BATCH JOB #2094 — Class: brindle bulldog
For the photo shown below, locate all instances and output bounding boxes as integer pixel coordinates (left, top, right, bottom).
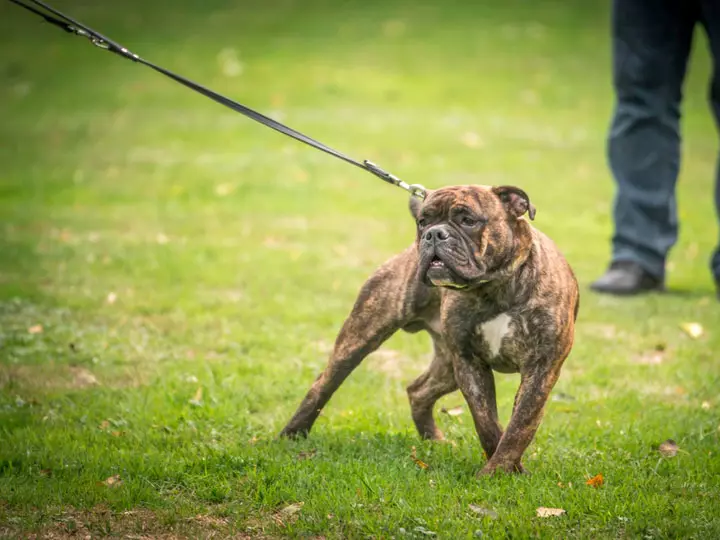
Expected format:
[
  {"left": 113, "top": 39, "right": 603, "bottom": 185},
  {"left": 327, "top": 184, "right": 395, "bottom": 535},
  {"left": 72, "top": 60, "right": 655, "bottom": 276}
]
[{"left": 280, "top": 185, "right": 579, "bottom": 475}]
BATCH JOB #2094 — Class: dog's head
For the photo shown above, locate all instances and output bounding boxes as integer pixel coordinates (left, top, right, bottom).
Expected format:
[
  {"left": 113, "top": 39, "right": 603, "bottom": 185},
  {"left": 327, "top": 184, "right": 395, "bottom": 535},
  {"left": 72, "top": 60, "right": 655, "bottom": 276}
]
[{"left": 410, "top": 185, "right": 535, "bottom": 289}]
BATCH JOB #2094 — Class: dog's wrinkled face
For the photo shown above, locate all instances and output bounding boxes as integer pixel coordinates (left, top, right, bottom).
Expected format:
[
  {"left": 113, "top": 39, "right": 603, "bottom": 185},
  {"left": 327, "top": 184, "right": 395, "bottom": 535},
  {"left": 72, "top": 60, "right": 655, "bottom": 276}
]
[{"left": 411, "top": 185, "right": 535, "bottom": 289}]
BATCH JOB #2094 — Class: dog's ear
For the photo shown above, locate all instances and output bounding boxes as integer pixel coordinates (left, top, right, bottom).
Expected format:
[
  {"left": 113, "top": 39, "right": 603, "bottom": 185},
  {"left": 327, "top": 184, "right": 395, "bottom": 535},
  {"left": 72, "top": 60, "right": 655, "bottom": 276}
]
[
  {"left": 409, "top": 195, "right": 423, "bottom": 220},
  {"left": 492, "top": 185, "right": 536, "bottom": 221}
]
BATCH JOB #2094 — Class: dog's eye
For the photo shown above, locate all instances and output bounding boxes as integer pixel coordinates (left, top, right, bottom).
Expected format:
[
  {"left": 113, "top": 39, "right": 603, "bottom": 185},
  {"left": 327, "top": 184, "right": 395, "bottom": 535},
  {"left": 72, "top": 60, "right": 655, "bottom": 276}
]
[
  {"left": 417, "top": 218, "right": 427, "bottom": 228},
  {"left": 461, "top": 216, "right": 478, "bottom": 227}
]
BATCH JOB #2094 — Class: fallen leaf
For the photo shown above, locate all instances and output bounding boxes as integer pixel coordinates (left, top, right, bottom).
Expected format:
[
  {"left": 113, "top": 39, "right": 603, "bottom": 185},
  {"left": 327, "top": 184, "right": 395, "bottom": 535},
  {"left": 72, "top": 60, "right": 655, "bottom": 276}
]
[
  {"left": 468, "top": 504, "right": 498, "bottom": 519},
  {"left": 111, "top": 430, "right": 124, "bottom": 437},
  {"left": 106, "top": 292, "right": 117, "bottom": 304},
  {"left": 440, "top": 406, "right": 464, "bottom": 416},
  {"left": 658, "top": 439, "right": 679, "bottom": 457},
  {"left": 189, "top": 387, "right": 203, "bottom": 407},
  {"left": 99, "top": 420, "right": 110, "bottom": 430},
  {"left": 28, "top": 324, "right": 43, "bottom": 334},
  {"left": 297, "top": 449, "right": 317, "bottom": 460},
  {"left": 39, "top": 469, "right": 52, "bottom": 477},
  {"left": 279, "top": 502, "right": 304, "bottom": 517},
  {"left": 101, "top": 474, "right": 123, "bottom": 487},
  {"left": 410, "top": 446, "right": 429, "bottom": 470},
  {"left": 536, "top": 507, "right": 565, "bottom": 517},
  {"left": 586, "top": 473, "right": 604, "bottom": 488},
  {"left": 680, "top": 322, "right": 703, "bottom": 339}
]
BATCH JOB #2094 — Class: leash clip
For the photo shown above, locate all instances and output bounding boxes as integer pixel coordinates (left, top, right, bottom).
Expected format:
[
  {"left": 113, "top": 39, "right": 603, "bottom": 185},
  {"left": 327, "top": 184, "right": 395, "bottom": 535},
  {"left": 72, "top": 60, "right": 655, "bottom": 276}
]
[
  {"left": 69, "top": 25, "right": 139, "bottom": 59},
  {"left": 363, "top": 160, "right": 427, "bottom": 200},
  {"left": 70, "top": 26, "right": 108, "bottom": 49}
]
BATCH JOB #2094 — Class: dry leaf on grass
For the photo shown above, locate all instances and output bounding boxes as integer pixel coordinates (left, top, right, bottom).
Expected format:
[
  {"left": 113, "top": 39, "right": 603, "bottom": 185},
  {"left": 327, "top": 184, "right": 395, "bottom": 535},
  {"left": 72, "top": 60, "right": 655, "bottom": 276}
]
[
  {"left": 658, "top": 439, "right": 679, "bottom": 457},
  {"left": 410, "top": 446, "right": 429, "bottom": 470},
  {"left": 39, "top": 468, "right": 52, "bottom": 477},
  {"left": 279, "top": 502, "right": 304, "bottom": 517},
  {"left": 28, "top": 324, "right": 43, "bottom": 334},
  {"left": 99, "top": 420, "right": 110, "bottom": 430},
  {"left": 586, "top": 473, "right": 604, "bottom": 488},
  {"left": 536, "top": 507, "right": 565, "bottom": 517},
  {"left": 680, "top": 322, "right": 703, "bottom": 339},
  {"left": 440, "top": 406, "right": 464, "bottom": 416},
  {"left": 100, "top": 474, "right": 123, "bottom": 487},
  {"left": 273, "top": 502, "right": 304, "bottom": 526},
  {"left": 297, "top": 449, "right": 317, "bottom": 460}
]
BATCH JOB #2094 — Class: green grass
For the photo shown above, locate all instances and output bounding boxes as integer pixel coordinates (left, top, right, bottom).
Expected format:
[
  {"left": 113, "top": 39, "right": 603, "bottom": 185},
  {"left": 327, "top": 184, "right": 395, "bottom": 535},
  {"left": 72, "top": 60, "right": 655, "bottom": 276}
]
[{"left": 1, "top": 0, "right": 719, "bottom": 537}]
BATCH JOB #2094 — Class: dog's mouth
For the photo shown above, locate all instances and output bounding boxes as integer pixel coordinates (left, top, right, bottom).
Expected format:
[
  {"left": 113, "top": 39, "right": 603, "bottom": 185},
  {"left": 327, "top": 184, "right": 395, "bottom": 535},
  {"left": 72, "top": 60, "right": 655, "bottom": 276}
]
[
  {"left": 429, "top": 256, "right": 445, "bottom": 269},
  {"left": 425, "top": 254, "right": 469, "bottom": 289}
]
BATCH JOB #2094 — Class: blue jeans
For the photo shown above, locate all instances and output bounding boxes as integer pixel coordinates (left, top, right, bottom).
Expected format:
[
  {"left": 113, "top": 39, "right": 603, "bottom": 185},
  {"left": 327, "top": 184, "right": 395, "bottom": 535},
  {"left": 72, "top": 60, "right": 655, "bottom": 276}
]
[{"left": 609, "top": 0, "right": 720, "bottom": 281}]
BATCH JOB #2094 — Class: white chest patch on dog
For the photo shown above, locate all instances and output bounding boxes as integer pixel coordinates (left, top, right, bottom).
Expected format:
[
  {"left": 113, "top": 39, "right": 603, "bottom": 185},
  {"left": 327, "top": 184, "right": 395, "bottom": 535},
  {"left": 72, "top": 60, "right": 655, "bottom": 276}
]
[{"left": 480, "top": 313, "right": 512, "bottom": 357}]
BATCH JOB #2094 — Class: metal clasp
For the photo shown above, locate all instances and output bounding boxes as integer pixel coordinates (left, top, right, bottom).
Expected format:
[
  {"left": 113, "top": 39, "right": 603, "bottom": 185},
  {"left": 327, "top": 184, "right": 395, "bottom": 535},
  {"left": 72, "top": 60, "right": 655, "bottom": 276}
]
[
  {"left": 363, "top": 160, "right": 427, "bottom": 200},
  {"left": 406, "top": 183, "right": 427, "bottom": 200},
  {"left": 70, "top": 26, "right": 109, "bottom": 49}
]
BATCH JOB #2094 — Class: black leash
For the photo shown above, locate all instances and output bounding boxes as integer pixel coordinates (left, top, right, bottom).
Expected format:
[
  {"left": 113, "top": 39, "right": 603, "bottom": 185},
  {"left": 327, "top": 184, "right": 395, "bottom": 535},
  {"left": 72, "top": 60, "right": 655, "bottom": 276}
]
[{"left": 8, "top": 0, "right": 427, "bottom": 199}]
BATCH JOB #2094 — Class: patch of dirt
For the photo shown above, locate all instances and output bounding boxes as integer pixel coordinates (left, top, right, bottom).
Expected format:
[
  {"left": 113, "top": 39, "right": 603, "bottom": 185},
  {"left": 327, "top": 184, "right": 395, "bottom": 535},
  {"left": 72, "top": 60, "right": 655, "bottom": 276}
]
[
  {"left": 69, "top": 366, "right": 100, "bottom": 388},
  {"left": 0, "top": 364, "right": 103, "bottom": 393},
  {"left": 0, "top": 506, "right": 250, "bottom": 539},
  {"left": 0, "top": 362, "right": 149, "bottom": 394}
]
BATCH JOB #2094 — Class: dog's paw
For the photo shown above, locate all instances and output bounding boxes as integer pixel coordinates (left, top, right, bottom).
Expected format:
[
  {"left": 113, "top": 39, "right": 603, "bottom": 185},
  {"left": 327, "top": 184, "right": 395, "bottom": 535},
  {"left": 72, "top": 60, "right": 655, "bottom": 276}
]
[
  {"left": 477, "top": 461, "right": 527, "bottom": 477},
  {"left": 278, "top": 426, "right": 309, "bottom": 439}
]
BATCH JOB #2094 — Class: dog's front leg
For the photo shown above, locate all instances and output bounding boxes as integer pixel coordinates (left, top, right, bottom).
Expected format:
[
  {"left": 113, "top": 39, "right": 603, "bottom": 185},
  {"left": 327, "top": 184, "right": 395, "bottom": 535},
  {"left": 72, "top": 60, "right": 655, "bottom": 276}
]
[
  {"left": 279, "top": 252, "right": 417, "bottom": 438},
  {"left": 453, "top": 357, "right": 504, "bottom": 460},
  {"left": 478, "top": 361, "right": 563, "bottom": 475}
]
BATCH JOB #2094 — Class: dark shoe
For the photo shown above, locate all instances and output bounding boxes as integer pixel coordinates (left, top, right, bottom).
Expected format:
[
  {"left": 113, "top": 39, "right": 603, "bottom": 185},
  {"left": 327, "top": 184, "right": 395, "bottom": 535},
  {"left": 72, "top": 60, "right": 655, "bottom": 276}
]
[
  {"left": 590, "top": 261, "right": 663, "bottom": 295},
  {"left": 716, "top": 278, "right": 720, "bottom": 301}
]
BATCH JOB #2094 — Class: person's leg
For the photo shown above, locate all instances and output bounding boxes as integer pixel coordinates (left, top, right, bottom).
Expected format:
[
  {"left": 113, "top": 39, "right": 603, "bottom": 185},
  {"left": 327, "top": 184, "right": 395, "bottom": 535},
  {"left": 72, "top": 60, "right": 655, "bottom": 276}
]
[
  {"left": 594, "top": 0, "right": 698, "bottom": 293},
  {"left": 699, "top": 0, "right": 720, "bottom": 293}
]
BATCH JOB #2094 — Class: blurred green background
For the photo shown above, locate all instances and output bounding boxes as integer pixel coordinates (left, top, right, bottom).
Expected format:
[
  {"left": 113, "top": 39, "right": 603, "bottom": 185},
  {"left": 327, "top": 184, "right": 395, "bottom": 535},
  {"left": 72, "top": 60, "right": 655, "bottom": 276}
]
[{"left": 1, "top": 1, "right": 719, "bottom": 538}]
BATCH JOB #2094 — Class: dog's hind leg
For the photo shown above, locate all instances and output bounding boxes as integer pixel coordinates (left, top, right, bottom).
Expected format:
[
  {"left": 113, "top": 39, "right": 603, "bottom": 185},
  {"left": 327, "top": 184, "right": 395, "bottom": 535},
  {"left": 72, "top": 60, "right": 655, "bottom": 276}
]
[
  {"left": 406, "top": 338, "right": 457, "bottom": 440},
  {"left": 279, "top": 248, "right": 419, "bottom": 438}
]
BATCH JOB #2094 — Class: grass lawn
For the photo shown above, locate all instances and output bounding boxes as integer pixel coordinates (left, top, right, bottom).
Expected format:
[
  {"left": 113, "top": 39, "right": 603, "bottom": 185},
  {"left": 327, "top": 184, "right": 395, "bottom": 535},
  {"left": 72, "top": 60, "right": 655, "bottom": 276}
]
[{"left": 1, "top": 0, "right": 719, "bottom": 537}]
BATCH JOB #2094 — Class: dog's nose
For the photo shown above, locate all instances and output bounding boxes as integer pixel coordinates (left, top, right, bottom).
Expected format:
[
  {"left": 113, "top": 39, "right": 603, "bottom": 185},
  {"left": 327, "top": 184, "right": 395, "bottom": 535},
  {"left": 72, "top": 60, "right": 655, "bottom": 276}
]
[{"left": 424, "top": 226, "right": 450, "bottom": 243}]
